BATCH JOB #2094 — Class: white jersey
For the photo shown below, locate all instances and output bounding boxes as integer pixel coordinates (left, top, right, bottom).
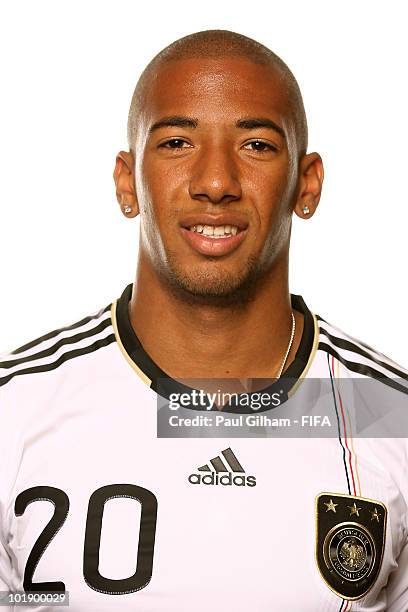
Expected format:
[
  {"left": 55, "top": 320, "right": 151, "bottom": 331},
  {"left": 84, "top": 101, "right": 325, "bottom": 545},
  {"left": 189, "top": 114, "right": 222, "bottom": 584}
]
[{"left": 0, "top": 283, "right": 407, "bottom": 611}]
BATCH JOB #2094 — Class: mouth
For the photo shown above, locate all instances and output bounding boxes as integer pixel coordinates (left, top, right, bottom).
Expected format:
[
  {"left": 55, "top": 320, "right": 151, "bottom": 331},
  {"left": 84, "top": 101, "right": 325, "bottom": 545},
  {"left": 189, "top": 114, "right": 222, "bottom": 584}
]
[
  {"left": 179, "top": 218, "right": 249, "bottom": 257},
  {"left": 186, "top": 223, "right": 242, "bottom": 237}
]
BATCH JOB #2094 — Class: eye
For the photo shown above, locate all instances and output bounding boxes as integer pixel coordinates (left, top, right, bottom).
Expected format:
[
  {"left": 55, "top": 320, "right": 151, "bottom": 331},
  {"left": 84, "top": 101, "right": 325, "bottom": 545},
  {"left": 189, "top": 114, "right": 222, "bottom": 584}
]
[
  {"left": 243, "top": 140, "right": 277, "bottom": 153},
  {"left": 159, "top": 138, "right": 192, "bottom": 149}
]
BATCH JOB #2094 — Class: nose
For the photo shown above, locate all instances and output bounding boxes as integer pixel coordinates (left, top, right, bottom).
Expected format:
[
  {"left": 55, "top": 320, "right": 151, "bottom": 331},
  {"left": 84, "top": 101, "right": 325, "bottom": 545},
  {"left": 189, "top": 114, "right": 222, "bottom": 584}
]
[{"left": 188, "top": 144, "right": 242, "bottom": 204}]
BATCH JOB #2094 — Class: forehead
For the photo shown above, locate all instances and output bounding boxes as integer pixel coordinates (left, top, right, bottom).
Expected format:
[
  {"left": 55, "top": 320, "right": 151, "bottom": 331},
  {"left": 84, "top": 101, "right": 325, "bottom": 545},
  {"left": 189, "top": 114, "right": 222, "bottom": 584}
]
[{"left": 142, "top": 56, "right": 291, "bottom": 125}]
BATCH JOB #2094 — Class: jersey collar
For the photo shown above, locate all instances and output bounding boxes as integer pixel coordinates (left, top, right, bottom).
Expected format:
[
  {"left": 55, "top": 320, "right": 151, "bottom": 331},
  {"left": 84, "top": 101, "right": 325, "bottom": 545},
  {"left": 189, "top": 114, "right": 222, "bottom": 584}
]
[{"left": 112, "top": 283, "right": 318, "bottom": 406}]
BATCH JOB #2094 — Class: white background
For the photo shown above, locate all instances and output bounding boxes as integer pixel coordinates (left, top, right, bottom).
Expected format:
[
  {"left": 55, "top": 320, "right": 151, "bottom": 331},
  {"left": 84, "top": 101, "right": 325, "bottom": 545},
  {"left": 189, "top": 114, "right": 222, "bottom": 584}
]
[{"left": 0, "top": 1, "right": 407, "bottom": 364}]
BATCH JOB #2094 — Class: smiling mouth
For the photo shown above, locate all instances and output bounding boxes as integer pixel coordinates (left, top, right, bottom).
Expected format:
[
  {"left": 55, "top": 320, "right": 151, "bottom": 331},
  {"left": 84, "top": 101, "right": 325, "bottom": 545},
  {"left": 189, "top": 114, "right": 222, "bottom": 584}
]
[
  {"left": 180, "top": 223, "right": 248, "bottom": 257},
  {"left": 185, "top": 223, "right": 241, "bottom": 238}
]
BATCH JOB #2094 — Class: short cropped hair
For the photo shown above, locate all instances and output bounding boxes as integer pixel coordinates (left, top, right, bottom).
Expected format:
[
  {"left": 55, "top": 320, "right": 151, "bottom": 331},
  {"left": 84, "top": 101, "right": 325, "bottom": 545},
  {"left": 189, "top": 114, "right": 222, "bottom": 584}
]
[{"left": 127, "top": 29, "right": 308, "bottom": 156}]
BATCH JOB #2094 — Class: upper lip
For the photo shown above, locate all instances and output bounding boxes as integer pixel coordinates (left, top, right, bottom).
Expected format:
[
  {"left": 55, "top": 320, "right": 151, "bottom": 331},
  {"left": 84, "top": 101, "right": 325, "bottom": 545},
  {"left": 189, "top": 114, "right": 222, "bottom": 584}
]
[{"left": 179, "top": 213, "right": 249, "bottom": 231}]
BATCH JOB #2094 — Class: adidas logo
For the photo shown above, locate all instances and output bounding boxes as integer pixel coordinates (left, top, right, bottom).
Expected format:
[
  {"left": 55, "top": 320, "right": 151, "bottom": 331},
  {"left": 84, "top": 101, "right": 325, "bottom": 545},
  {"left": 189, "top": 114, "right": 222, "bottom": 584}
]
[{"left": 188, "top": 447, "right": 256, "bottom": 487}]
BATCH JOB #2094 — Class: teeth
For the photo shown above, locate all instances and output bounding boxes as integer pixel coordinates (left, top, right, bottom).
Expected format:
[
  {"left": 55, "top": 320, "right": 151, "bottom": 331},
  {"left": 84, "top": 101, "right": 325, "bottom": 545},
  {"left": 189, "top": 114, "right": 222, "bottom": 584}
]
[
  {"left": 203, "top": 225, "right": 214, "bottom": 236},
  {"left": 188, "top": 224, "right": 239, "bottom": 237}
]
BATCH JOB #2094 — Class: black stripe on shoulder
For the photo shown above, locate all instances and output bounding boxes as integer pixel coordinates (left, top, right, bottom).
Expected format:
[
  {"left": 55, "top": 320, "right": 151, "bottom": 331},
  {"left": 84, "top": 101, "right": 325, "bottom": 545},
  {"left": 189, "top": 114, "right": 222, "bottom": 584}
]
[
  {"left": 318, "top": 342, "right": 408, "bottom": 395},
  {"left": 317, "top": 315, "right": 397, "bottom": 358},
  {"left": 11, "top": 304, "right": 111, "bottom": 356},
  {"left": 1, "top": 317, "right": 112, "bottom": 370},
  {"left": 319, "top": 326, "right": 408, "bottom": 382},
  {"left": 0, "top": 333, "right": 116, "bottom": 388}
]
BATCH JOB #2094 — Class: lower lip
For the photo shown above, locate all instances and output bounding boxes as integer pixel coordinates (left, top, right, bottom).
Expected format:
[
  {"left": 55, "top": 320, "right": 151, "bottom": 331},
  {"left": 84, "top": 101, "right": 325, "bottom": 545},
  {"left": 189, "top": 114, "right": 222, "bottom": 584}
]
[{"left": 180, "top": 227, "right": 248, "bottom": 256}]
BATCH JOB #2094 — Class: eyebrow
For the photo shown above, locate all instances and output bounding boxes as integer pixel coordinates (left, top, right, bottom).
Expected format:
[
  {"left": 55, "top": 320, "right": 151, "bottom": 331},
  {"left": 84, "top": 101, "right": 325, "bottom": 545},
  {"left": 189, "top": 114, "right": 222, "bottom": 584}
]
[
  {"left": 149, "top": 116, "right": 198, "bottom": 133},
  {"left": 235, "top": 118, "right": 285, "bottom": 139}
]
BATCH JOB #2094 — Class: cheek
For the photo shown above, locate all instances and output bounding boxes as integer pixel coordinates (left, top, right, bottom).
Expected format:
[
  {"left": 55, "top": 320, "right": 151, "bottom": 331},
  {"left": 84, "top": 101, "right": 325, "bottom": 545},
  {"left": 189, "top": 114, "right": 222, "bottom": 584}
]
[
  {"left": 138, "top": 155, "right": 186, "bottom": 217},
  {"left": 135, "top": 157, "right": 163, "bottom": 223},
  {"left": 246, "top": 151, "right": 292, "bottom": 194},
  {"left": 134, "top": 161, "right": 159, "bottom": 238},
  {"left": 249, "top": 168, "right": 294, "bottom": 252},
  {"left": 248, "top": 168, "right": 293, "bottom": 225},
  {"left": 136, "top": 158, "right": 185, "bottom": 252}
]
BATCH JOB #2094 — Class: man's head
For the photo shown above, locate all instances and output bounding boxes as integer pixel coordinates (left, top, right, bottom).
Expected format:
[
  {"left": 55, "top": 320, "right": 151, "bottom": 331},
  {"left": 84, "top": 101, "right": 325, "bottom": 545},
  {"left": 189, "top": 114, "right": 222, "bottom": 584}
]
[{"left": 114, "top": 30, "right": 323, "bottom": 306}]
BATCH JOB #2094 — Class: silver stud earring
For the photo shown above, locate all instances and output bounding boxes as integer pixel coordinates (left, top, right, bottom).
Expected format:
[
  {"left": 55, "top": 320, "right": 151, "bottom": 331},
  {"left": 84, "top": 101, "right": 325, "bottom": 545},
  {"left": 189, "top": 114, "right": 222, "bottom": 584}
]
[
  {"left": 124, "top": 205, "right": 132, "bottom": 214},
  {"left": 302, "top": 205, "right": 310, "bottom": 215}
]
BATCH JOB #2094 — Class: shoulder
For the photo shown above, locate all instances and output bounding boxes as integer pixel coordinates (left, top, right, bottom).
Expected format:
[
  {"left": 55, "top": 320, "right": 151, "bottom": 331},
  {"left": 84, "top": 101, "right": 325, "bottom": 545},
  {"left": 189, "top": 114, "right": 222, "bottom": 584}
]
[
  {"left": 0, "top": 300, "right": 115, "bottom": 391},
  {"left": 313, "top": 312, "right": 408, "bottom": 388},
  {"left": 312, "top": 312, "right": 408, "bottom": 455}
]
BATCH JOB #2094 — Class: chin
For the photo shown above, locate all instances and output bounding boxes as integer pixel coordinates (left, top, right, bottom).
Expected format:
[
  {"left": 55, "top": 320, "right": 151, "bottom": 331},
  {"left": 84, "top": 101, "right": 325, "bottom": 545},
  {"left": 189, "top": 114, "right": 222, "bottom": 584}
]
[{"left": 163, "top": 261, "right": 263, "bottom": 307}]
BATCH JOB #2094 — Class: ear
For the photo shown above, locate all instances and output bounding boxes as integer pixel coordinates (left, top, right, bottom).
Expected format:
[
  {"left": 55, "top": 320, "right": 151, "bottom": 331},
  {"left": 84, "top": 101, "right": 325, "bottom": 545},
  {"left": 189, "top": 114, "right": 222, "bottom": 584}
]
[
  {"left": 293, "top": 152, "right": 324, "bottom": 219},
  {"left": 113, "top": 150, "right": 139, "bottom": 218}
]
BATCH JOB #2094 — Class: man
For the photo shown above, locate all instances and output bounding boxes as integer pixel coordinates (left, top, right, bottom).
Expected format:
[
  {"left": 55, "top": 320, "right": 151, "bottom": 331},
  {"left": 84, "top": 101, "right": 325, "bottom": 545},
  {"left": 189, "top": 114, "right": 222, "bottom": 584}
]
[{"left": 0, "top": 29, "right": 407, "bottom": 611}]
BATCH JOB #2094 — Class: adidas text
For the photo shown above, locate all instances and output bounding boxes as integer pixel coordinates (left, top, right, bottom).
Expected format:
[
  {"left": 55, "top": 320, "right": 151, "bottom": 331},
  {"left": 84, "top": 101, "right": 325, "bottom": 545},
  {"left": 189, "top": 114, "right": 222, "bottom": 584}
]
[{"left": 188, "top": 472, "right": 256, "bottom": 487}]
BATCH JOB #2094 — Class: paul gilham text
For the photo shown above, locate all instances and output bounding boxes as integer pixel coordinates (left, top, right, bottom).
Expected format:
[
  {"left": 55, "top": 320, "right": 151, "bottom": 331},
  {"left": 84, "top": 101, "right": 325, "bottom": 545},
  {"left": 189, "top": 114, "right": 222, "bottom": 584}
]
[{"left": 168, "top": 414, "right": 332, "bottom": 427}]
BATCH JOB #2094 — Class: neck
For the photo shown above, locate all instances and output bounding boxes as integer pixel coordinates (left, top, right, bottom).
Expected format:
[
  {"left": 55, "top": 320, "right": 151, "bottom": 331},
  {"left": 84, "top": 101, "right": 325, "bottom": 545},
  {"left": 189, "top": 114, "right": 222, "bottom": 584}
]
[{"left": 128, "top": 252, "right": 304, "bottom": 382}]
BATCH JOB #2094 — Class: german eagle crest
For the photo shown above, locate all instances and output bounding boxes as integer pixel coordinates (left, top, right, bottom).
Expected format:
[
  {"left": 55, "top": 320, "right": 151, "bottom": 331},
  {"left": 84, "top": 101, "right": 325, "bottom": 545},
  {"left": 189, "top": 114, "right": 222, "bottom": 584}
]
[{"left": 315, "top": 492, "right": 387, "bottom": 600}]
